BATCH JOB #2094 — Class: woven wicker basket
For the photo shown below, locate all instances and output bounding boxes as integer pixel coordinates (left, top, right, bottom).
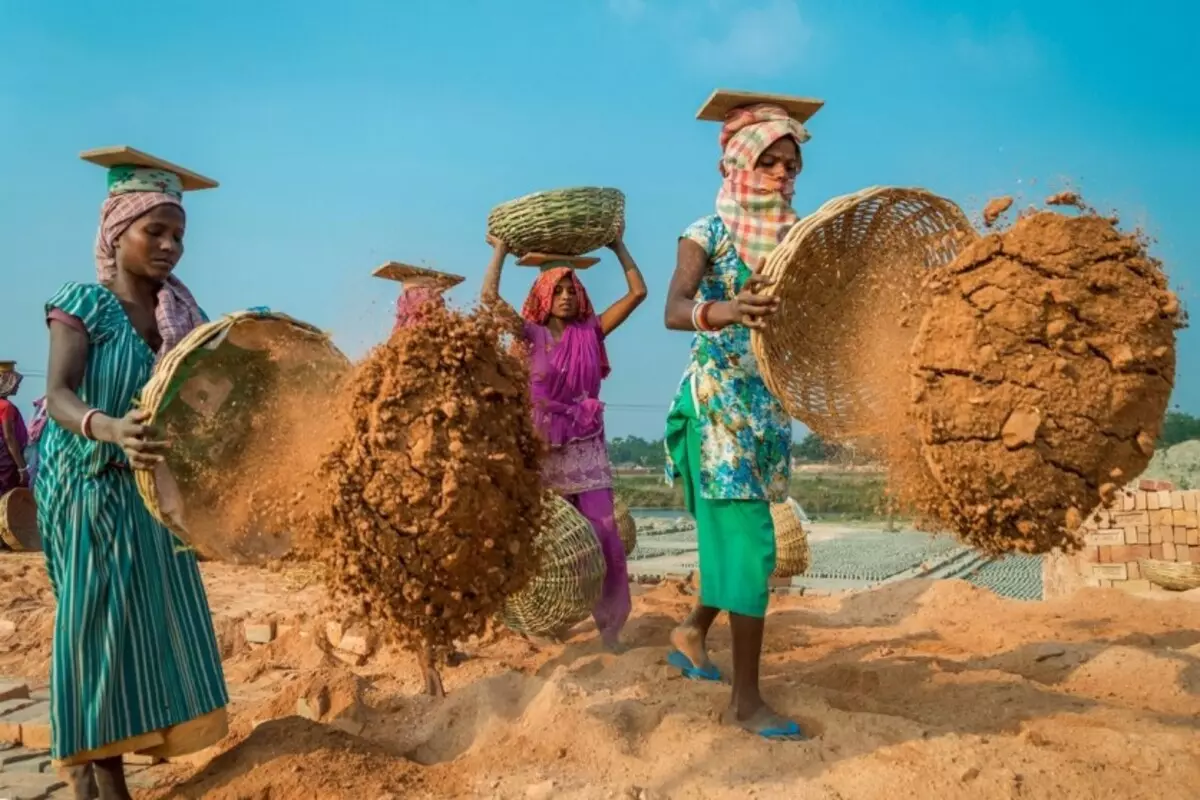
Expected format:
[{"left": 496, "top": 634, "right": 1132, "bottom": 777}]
[
  {"left": 771, "top": 498, "right": 810, "bottom": 578},
  {"left": 1139, "top": 558, "right": 1200, "bottom": 592},
  {"left": 134, "top": 310, "right": 350, "bottom": 563},
  {"left": 487, "top": 187, "right": 625, "bottom": 257},
  {"left": 614, "top": 496, "right": 637, "bottom": 556},
  {"left": 0, "top": 487, "right": 40, "bottom": 552},
  {"left": 502, "top": 493, "right": 607, "bottom": 636},
  {"left": 751, "top": 187, "right": 977, "bottom": 443}
]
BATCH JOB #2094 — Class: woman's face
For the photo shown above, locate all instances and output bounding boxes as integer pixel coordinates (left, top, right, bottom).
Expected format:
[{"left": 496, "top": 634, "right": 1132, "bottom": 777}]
[
  {"left": 755, "top": 137, "right": 801, "bottom": 190},
  {"left": 115, "top": 204, "right": 186, "bottom": 283},
  {"left": 550, "top": 275, "right": 579, "bottom": 320}
]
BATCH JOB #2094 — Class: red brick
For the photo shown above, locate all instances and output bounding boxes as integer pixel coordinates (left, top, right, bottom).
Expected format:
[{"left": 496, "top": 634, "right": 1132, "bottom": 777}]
[
  {"left": 244, "top": 621, "right": 277, "bottom": 645},
  {"left": 1117, "top": 579, "right": 1153, "bottom": 594},
  {"left": 1151, "top": 509, "right": 1173, "bottom": 526},
  {"left": 1098, "top": 546, "right": 1112, "bottom": 564},
  {"left": 124, "top": 752, "right": 163, "bottom": 766},
  {"left": 1124, "top": 526, "right": 1139, "bottom": 544},
  {"left": 1151, "top": 544, "right": 1164, "bottom": 560},
  {"left": 1138, "top": 528, "right": 1151, "bottom": 544},
  {"left": 0, "top": 700, "right": 49, "bottom": 747},
  {"left": 1139, "top": 480, "right": 1157, "bottom": 492},
  {"left": 1184, "top": 491, "right": 1199, "bottom": 512},
  {"left": 1191, "top": 546, "right": 1200, "bottom": 564},
  {"left": 1131, "top": 544, "right": 1152, "bottom": 560},
  {"left": 1110, "top": 545, "right": 1130, "bottom": 563},
  {"left": 1175, "top": 526, "right": 1189, "bottom": 544},
  {"left": 1190, "top": 528, "right": 1200, "bottom": 547}
]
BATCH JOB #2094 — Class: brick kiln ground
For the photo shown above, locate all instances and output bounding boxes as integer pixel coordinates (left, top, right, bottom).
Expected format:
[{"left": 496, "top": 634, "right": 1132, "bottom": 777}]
[{"left": 1, "top": 555, "right": 1198, "bottom": 799}]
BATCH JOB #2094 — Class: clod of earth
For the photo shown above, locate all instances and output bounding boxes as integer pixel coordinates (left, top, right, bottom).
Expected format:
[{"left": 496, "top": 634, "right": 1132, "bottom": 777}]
[
  {"left": 296, "top": 305, "right": 545, "bottom": 687},
  {"left": 983, "top": 196, "right": 1014, "bottom": 228},
  {"left": 906, "top": 210, "right": 1180, "bottom": 554}
]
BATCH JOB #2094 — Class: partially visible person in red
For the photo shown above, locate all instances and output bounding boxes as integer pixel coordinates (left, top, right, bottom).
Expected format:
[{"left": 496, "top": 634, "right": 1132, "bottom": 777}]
[{"left": 0, "top": 363, "right": 29, "bottom": 493}]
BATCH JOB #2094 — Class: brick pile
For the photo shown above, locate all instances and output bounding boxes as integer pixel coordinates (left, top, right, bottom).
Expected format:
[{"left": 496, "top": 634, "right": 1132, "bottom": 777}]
[{"left": 1071, "top": 479, "right": 1200, "bottom": 593}]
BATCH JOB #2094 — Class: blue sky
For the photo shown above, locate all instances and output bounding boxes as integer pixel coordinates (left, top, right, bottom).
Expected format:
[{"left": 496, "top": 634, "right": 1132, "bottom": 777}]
[{"left": 1, "top": 0, "right": 1195, "bottom": 438}]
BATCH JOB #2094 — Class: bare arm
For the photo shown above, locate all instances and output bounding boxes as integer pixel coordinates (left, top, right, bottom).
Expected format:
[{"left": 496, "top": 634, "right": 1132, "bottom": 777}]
[
  {"left": 481, "top": 235, "right": 522, "bottom": 324},
  {"left": 665, "top": 239, "right": 781, "bottom": 331},
  {"left": 1, "top": 414, "right": 25, "bottom": 473},
  {"left": 597, "top": 239, "right": 648, "bottom": 337},
  {"left": 46, "top": 320, "right": 166, "bottom": 467}
]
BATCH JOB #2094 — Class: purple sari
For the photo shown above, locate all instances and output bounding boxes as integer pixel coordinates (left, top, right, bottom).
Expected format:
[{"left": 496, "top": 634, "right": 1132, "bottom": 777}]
[{"left": 524, "top": 317, "right": 630, "bottom": 645}]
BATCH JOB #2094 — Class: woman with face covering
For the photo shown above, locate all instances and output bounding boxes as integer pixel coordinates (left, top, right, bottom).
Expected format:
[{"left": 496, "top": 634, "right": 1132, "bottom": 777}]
[
  {"left": 482, "top": 227, "right": 647, "bottom": 650},
  {"left": 662, "top": 102, "right": 809, "bottom": 740},
  {"left": 38, "top": 161, "right": 228, "bottom": 799},
  {"left": 0, "top": 365, "right": 29, "bottom": 494}
]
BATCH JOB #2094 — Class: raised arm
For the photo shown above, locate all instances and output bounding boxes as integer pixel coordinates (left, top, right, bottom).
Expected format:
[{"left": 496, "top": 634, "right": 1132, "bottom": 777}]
[
  {"left": 481, "top": 235, "right": 521, "bottom": 323},
  {"left": 665, "top": 240, "right": 780, "bottom": 331},
  {"left": 597, "top": 231, "right": 648, "bottom": 337}
]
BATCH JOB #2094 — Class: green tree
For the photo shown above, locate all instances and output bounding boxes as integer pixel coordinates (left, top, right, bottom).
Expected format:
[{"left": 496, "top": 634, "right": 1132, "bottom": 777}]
[
  {"left": 792, "top": 433, "right": 828, "bottom": 462},
  {"left": 1158, "top": 411, "right": 1200, "bottom": 449}
]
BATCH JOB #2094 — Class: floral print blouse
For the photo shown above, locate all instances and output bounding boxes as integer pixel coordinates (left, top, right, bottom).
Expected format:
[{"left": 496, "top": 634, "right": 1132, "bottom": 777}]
[{"left": 664, "top": 214, "right": 792, "bottom": 502}]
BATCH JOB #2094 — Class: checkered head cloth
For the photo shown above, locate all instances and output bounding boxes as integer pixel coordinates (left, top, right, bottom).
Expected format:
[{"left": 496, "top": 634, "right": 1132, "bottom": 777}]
[{"left": 715, "top": 103, "right": 810, "bottom": 269}]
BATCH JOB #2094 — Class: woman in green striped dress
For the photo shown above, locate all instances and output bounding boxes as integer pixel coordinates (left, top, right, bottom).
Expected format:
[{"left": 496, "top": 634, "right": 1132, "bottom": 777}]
[{"left": 37, "top": 158, "right": 227, "bottom": 800}]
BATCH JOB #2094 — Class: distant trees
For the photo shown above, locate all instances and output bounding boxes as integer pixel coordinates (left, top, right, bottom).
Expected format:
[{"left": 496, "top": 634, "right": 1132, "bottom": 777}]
[
  {"left": 607, "top": 436, "right": 666, "bottom": 468},
  {"left": 1158, "top": 411, "right": 1200, "bottom": 449}
]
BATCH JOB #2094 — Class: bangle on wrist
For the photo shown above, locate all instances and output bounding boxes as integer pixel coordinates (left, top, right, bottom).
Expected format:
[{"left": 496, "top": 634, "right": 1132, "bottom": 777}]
[
  {"left": 696, "top": 301, "right": 717, "bottom": 332},
  {"left": 81, "top": 409, "right": 100, "bottom": 442}
]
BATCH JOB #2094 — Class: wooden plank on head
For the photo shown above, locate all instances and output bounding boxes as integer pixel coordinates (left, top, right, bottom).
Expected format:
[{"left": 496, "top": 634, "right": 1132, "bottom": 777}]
[
  {"left": 80, "top": 146, "right": 219, "bottom": 191},
  {"left": 697, "top": 89, "right": 824, "bottom": 124}
]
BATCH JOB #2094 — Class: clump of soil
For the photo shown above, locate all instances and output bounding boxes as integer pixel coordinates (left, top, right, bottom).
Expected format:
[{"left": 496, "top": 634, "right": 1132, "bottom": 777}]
[
  {"left": 309, "top": 305, "right": 544, "bottom": 663},
  {"left": 907, "top": 210, "right": 1180, "bottom": 553},
  {"left": 982, "top": 196, "right": 1014, "bottom": 227}
]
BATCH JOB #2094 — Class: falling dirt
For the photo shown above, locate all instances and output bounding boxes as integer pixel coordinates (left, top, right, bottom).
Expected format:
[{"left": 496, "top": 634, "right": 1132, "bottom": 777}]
[
  {"left": 907, "top": 210, "right": 1180, "bottom": 554},
  {"left": 982, "top": 196, "right": 1014, "bottom": 227},
  {"left": 304, "top": 305, "right": 545, "bottom": 663},
  {"left": 3, "top": 555, "right": 1199, "bottom": 799}
]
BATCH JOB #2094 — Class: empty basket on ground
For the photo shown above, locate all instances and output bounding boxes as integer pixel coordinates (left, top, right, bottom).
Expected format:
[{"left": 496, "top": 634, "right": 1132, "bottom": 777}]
[
  {"left": 135, "top": 309, "right": 350, "bottom": 564},
  {"left": 502, "top": 492, "right": 607, "bottom": 636},
  {"left": 1139, "top": 559, "right": 1200, "bottom": 592},
  {"left": 771, "top": 498, "right": 810, "bottom": 578},
  {"left": 0, "top": 487, "right": 40, "bottom": 552},
  {"left": 614, "top": 495, "right": 638, "bottom": 556},
  {"left": 750, "top": 187, "right": 978, "bottom": 444},
  {"left": 487, "top": 187, "right": 625, "bottom": 257}
]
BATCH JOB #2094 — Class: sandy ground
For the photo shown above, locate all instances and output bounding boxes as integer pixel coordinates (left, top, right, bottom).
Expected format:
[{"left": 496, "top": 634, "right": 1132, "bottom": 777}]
[{"left": 1, "top": 554, "right": 1199, "bottom": 799}]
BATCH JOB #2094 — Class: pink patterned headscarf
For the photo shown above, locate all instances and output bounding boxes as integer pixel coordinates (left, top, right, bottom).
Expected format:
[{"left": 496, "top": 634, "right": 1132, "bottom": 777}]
[
  {"left": 716, "top": 103, "right": 810, "bottom": 269},
  {"left": 392, "top": 287, "right": 447, "bottom": 333},
  {"left": 95, "top": 188, "right": 205, "bottom": 357}
]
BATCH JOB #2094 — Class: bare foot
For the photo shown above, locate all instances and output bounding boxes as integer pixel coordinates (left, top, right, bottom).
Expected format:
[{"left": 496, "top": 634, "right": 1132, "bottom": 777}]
[
  {"left": 722, "top": 703, "right": 807, "bottom": 741},
  {"left": 670, "top": 624, "right": 714, "bottom": 673}
]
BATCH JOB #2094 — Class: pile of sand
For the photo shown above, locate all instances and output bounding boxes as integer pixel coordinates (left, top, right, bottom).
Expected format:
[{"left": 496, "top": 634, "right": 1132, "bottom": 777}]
[
  {"left": 306, "top": 306, "right": 545, "bottom": 663},
  {"left": 904, "top": 208, "right": 1180, "bottom": 553}
]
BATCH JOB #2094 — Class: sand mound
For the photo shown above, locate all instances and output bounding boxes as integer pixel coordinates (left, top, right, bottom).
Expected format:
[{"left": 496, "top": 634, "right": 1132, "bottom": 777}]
[
  {"left": 310, "top": 305, "right": 544, "bottom": 662},
  {"left": 907, "top": 210, "right": 1180, "bottom": 553}
]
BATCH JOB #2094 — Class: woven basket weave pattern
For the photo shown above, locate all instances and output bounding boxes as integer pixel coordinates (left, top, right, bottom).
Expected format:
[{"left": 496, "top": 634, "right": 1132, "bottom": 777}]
[
  {"left": 614, "top": 496, "right": 637, "bottom": 556},
  {"left": 487, "top": 187, "right": 625, "bottom": 257},
  {"left": 1139, "top": 558, "right": 1200, "bottom": 592},
  {"left": 771, "top": 499, "right": 810, "bottom": 578},
  {"left": 0, "top": 488, "right": 39, "bottom": 552},
  {"left": 134, "top": 310, "right": 346, "bottom": 554},
  {"left": 751, "top": 187, "right": 977, "bottom": 443},
  {"left": 502, "top": 493, "right": 607, "bottom": 636}
]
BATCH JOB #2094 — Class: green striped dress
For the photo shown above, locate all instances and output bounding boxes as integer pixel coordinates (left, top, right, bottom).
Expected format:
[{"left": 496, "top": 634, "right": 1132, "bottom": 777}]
[{"left": 35, "top": 282, "right": 228, "bottom": 761}]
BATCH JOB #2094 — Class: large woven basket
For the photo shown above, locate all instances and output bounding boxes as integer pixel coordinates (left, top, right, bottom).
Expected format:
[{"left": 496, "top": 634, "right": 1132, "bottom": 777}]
[
  {"left": 751, "top": 187, "right": 978, "bottom": 444},
  {"left": 134, "top": 309, "right": 350, "bottom": 564},
  {"left": 502, "top": 493, "right": 607, "bottom": 636},
  {"left": 0, "top": 487, "right": 40, "bottom": 552},
  {"left": 1139, "top": 559, "right": 1200, "bottom": 592},
  {"left": 614, "top": 495, "right": 637, "bottom": 556},
  {"left": 487, "top": 187, "right": 625, "bottom": 257},
  {"left": 771, "top": 498, "right": 810, "bottom": 578}
]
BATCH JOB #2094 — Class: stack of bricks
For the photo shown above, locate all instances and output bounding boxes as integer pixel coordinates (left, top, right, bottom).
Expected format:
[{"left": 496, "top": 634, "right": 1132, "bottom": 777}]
[{"left": 1075, "top": 479, "right": 1200, "bottom": 593}]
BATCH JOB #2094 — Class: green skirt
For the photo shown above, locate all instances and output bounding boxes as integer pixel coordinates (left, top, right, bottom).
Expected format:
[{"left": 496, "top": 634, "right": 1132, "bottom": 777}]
[{"left": 665, "top": 385, "right": 775, "bottom": 618}]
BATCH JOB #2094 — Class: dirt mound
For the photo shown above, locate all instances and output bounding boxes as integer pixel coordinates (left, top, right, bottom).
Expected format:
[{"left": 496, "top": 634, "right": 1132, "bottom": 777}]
[
  {"left": 907, "top": 210, "right": 1180, "bottom": 553},
  {"left": 309, "top": 305, "right": 544, "bottom": 662}
]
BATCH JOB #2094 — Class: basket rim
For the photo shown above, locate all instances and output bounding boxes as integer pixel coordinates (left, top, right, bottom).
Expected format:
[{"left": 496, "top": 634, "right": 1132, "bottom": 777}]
[{"left": 489, "top": 186, "right": 625, "bottom": 214}]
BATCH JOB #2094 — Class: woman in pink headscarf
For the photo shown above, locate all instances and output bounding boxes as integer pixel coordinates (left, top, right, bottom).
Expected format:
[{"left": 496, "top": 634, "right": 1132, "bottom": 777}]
[
  {"left": 481, "top": 227, "right": 647, "bottom": 651},
  {"left": 38, "top": 163, "right": 227, "bottom": 798}
]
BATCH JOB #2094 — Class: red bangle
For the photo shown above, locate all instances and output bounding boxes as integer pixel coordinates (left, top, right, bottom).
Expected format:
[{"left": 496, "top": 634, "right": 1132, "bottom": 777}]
[
  {"left": 81, "top": 409, "right": 99, "bottom": 441},
  {"left": 697, "top": 301, "right": 716, "bottom": 332}
]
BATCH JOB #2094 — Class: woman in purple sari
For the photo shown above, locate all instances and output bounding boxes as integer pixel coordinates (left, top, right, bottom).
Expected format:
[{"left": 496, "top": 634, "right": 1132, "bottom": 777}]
[{"left": 482, "top": 229, "right": 647, "bottom": 649}]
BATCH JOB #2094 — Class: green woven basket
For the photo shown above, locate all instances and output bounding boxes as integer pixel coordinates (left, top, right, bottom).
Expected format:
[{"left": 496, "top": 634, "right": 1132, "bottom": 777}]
[
  {"left": 502, "top": 492, "right": 607, "bottom": 636},
  {"left": 487, "top": 187, "right": 625, "bottom": 257}
]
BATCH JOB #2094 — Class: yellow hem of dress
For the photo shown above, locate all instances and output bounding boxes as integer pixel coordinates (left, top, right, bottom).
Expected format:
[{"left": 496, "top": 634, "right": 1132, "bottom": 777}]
[{"left": 53, "top": 706, "right": 228, "bottom": 767}]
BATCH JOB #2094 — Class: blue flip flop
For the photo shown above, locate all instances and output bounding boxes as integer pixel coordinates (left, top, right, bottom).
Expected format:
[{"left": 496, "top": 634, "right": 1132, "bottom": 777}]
[
  {"left": 667, "top": 649, "right": 722, "bottom": 682},
  {"left": 754, "top": 720, "right": 808, "bottom": 741}
]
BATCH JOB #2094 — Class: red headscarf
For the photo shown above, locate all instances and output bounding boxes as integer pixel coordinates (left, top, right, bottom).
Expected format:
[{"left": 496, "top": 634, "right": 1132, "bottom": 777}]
[{"left": 520, "top": 267, "right": 596, "bottom": 325}]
